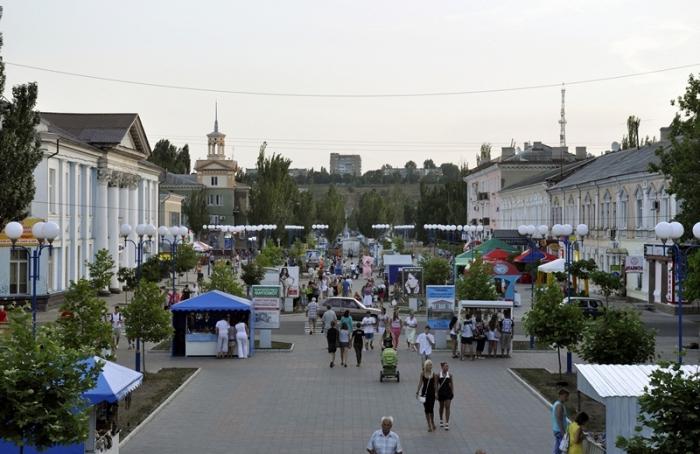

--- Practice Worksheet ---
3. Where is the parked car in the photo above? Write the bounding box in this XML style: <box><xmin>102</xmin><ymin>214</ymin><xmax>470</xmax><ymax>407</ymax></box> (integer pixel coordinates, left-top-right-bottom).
<box><xmin>562</xmin><ymin>296</ymin><xmax>605</xmax><ymax>318</ymax></box>
<box><xmin>316</xmin><ymin>297</ymin><xmax>381</xmax><ymax>321</ymax></box>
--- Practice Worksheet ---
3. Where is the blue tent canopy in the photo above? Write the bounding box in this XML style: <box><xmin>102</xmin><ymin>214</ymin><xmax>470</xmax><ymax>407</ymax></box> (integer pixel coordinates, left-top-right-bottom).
<box><xmin>83</xmin><ymin>356</ymin><xmax>143</xmax><ymax>405</ymax></box>
<box><xmin>171</xmin><ymin>290</ymin><xmax>252</xmax><ymax>312</ymax></box>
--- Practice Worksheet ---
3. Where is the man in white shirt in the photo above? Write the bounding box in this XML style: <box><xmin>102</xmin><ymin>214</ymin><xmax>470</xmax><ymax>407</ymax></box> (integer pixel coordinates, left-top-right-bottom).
<box><xmin>361</xmin><ymin>311</ymin><xmax>377</xmax><ymax>351</ymax></box>
<box><xmin>416</xmin><ymin>325</ymin><xmax>436</xmax><ymax>364</ymax></box>
<box><xmin>109</xmin><ymin>306</ymin><xmax>124</xmax><ymax>349</ymax></box>
<box><xmin>367</xmin><ymin>416</ymin><xmax>403</xmax><ymax>454</ymax></box>
<box><xmin>215</xmin><ymin>317</ymin><xmax>230</xmax><ymax>359</ymax></box>
<box><xmin>321</xmin><ymin>305</ymin><xmax>337</xmax><ymax>334</ymax></box>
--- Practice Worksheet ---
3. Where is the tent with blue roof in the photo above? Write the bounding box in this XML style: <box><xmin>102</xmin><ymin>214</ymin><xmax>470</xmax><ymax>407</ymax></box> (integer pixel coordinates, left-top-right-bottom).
<box><xmin>171</xmin><ymin>290</ymin><xmax>255</xmax><ymax>357</ymax></box>
<box><xmin>83</xmin><ymin>356</ymin><xmax>143</xmax><ymax>405</ymax></box>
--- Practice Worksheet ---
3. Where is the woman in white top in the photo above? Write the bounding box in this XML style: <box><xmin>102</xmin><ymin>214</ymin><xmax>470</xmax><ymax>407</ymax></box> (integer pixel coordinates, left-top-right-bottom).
<box><xmin>404</xmin><ymin>310</ymin><xmax>418</xmax><ymax>352</ymax></box>
<box><xmin>235</xmin><ymin>319</ymin><xmax>249</xmax><ymax>358</ymax></box>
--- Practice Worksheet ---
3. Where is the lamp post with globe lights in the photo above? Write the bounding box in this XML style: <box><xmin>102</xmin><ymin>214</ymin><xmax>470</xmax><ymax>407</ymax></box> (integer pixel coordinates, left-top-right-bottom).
<box><xmin>120</xmin><ymin>223</ymin><xmax>157</xmax><ymax>280</ymax></box>
<box><xmin>4</xmin><ymin>220</ymin><xmax>61</xmax><ymax>337</ymax></box>
<box><xmin>518</xmin><ymin>224</ymin><xmax>549</xmax><ymax>349</ymax></box>
<box><xmin>159</xmin><ymin>225</ymin><xmax>189</xmax><ymax>297</ymax></box>
<box><xmin>654</xmin><ymin>220</ymin><xmax>700</xmax><ymax>364</ymax></box>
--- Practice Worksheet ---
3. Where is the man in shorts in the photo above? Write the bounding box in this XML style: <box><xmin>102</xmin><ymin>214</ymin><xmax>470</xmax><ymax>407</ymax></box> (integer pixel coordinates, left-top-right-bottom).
<box><xmin>306</xmin><ymin>297</ymin><xmax>319</xmax><ymax>335</ymax></box>
<box><xmin>499</xmin><ymin>310</ymin><xmax>515</xmax><ymax>357</ymax></box>
<box><xmin>109</xmin><ymin>306</ymin><xmax>124</xmax><ymax>349</ymax></box>
<box><xmin>361</xmin><ymin>311</ymin><xmax>377</xmax><ymax>351</ymax></box>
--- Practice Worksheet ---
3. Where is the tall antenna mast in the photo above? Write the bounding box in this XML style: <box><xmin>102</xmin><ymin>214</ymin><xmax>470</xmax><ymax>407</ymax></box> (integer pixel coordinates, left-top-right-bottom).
<box><xmin>559</xmin><ymin>83</ymin><xmax>566</xmax><ymax>147</ymax></box>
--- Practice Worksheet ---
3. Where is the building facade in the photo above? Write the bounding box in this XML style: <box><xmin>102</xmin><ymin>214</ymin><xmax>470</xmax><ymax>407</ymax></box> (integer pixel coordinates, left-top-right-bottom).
<box><xmin>0</xmin><ymin>113</ymin><xmax>160</xmax><ymax>304</ymax></box>
<box><xmin>330</xmin><ymin>153</ymin><xmax>361</xmax><ymax>176</ymax></box>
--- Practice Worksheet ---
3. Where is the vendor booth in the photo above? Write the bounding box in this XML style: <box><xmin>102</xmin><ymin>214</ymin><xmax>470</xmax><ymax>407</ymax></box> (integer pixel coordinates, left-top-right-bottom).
<box><xmin>0</xmin><ymin>357</ymin><xmax>143</xmax><ymax>454</ymax></box>
<box><xmin>171</xmin><ymin>290</ymin><xmax>255</xmax><ymax>357</ymax></box>
<box><xmin>454</xmin><ymin>238</ymin><xmax>518</xmax><ymax>275</ymax></box>
<box><xmin>576</xmin><ymin>364</ymin><xmax>700</xmax><ymax>454</ymax></box>
<box><xmin>488</xmin><ymin>260</ymin><xmax>521</xmax><ymax>301</ymax></box>
<box><xmin>458</xmin><ymin>300</ymin><xmax>514</xmax><ymax>352</ymax></box>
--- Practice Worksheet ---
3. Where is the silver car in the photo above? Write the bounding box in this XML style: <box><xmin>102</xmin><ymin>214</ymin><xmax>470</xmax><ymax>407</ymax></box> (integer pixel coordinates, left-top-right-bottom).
<box><xmin>316</xmin><ymin>297</ymin><xmax>381</xmax><ymax>322</ymax></box>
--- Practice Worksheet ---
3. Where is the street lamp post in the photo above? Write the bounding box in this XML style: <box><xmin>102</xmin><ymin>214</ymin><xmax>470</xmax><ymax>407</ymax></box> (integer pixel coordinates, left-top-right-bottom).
<box><xmin>654</xmin><ymin>220</ymin><xmax>700</xmax><ymax>364</ymax></box>
<box><xmin>159</xmin><ymin>225</ymin><xmax>189</xmax><ymax>298</ymax></box>
<box><xmin>552</xmin><ymin>222</ymin><xmax>588</xmax><ymax>374</ymax></box>
<box><xmin>518</xmin><ymin>224</ymin><xmax>549</xmax><ymax>349</ymax></box>
<box><xmin>4</xmin><ymin>221</ymin><xmax>60</xmax><ymax>337</ymax></box>
<box><xmin>120</xmin><ymin>222</ymin><xmax>156</xmax><ymax>372</ymax></box>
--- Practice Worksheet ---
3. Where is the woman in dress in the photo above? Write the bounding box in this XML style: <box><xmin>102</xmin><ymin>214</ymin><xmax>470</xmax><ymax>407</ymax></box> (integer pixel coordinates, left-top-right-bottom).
<box><xmin>362</xmin><ymin>282</ymin><xmax>374</xmax><ymax>308</ymax></box>
<box><xmin>389</xmin><ymin>310</ymin><xmax>402</xmax><ymax>348</ymax></box>
<box><xmin>437</xmin><ymin>362</ymin><xmax>454</xmax><ymax>430</ymax></box>
<box><xmin>415</xmin><ymin>359</ymin><xmax>438</xmax><ymax>432</ymax></box>
<box><xmin>566</xmin><ymin>412</ymin><xmax>590</xmax><ymax>454</ymax></box>
<box><xmin>404</xmin><ymin>310</ymin><xmax>418</xmax><ymax>352</ymax></box>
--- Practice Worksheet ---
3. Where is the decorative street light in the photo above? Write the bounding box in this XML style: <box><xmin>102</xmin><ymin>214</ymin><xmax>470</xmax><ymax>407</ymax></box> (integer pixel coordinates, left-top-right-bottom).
<box><xmin>4</xmin><ymin>220</ymin><xmax>60</xmax><ymax>337</ymax></box>
<box><xmin>159</xmin><ymin>225</ymin><xmax>189</xmax><ymax>298</ymax></box>
<box><xmin>120</xmin><ymin>222</ymin><xmax>156</xmax><ymax>372</ymax></box>
<box><xmin>654</xmin><ymin>220</ymin><xmax>700</xmax><ymax>364</ymax></box>
<box><xmin>518</xmin><ymin>224</ymin><xmax>549</xmax><ymax>349</ymax></box>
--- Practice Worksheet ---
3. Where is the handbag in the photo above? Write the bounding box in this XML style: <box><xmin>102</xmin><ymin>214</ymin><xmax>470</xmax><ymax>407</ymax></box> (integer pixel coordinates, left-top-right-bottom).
<box><xmin>416</xmin><ymin>395</ymin><xmax>426</xmax><ymax>404</ymax></box>
<box><xmin>559</xmin><ymin>433</ymin><xmax>569</xmax><ymax>452</ymax></box>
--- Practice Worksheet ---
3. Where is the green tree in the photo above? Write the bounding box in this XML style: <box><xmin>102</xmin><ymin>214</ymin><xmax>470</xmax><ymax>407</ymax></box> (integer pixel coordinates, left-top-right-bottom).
<box><xmin>117</xmin><ymin>266</ymin><xmax>138</xmax><ymax>304</ymax></box>
<box><xmin>248</xmin><ymin>146</ymin><xmax>299</xmax><ymax>233</ymax></box>
<box><xmin>405</xmin><ymin>160</ymin><xmax>417</xmax><ymax>170</ymax></box>
<box><xmin>181</xmin><ymin>188</ymin><xmax>208</xmax><ymax>238</ymax></box>
<box><xmin>651</xmin><ymin>73</ymin><xmax>700</xmax><ymax>231</ymax></box>
<box><xmin>256</xmin><ymin>242</ymin><xmax>284</xmax><ymax>268</ymax></box>
<box><xmin>147</xmin><ymin>139</ymin><xmax>191</xmax><ymax>173</ymax></box>
<box><xmin>421</xmin><ymin>256</ymin><xmax>451</xmax><ymax>285</ymax></box>
<box><xmin>456</xmin><ymin>254</ymin><xmax>498</xmax><ymax>300</ymax></box>
<box><xmin>569</xmin><ymin>258</ymin><xmax>597</xmax><ymax>294</ymax></box>
<box><xmin>617</xmin><ymin>363</ymin><xmax>700</xmax><ymax>453</ymax></box>
<box><xmin>0</xmin><ymin>8</ymin><xmax>43</xmax><ymax>230</ymax></box>
<box><xmin>0</xmin><ymin>309</ymin><xmax>102</xmax><ymax>454</ymax></box>
<box><xmin>203</xmin><ymin>262</ymin><xmax>245</xmax><ymax>296</ymax></box>
<box><xmin>576</xmin><ymin>308</ymin><xmax>655</xmax><ymax>364</ymax></box>
<box><xmin>590</xmin><ymin>270</ymin><xmax>623</xmax><ymax>304</ymax></box>
<box><xmin>624</xmin><ymin>115</ymin><xmax>641</xmax><ymax>149</ymax></box>
<box><xmin>356</xmin><ymin>189</ymin><xmax>386</xmax><ymax>236</ymax></box>
<box><xmin>86</xmin><ymin>249</ymin><xmax>115</xmax><ymax>294</ymax></box>
<box><xmin>174</xmin><ymin>243</ymin><xmax>198</xmax><ymax>274</ymax></box>
<box><xmin>121</xmin><ymin>281</ymin><xmax>172</xmax><ymax>372</ymax></box>
<box><xmin>317</xmin><ymin>185</ymin><xmax>345</xmax><ymax>241</ymax></box>
<box><xmin>684</xmin><ymin>251</ymin><xmax>700</xmax><ymax>303</ymax></box>
<box><xmin>423</xmin><ymin>159</ymin><xmax>436</xmax><ymax>169</ymax></box>
<box><xmin>241</xmin><ymin>261</ymin><xmax>265</xmax><ymax>287</ymax></box>
<box><xmin>294</xmin><ymin>190</ymin><xmax>316</xmax><ymax>232</ymax></box>
<box><xmin>55</xmin><ymin>279</ymin><xmax>113</xmax><ymax>356</ymax></box>
<box><xmin>140</xmin><ymin>255</ymin><xmax>169</xmax><ymax>283</ymax></box>
<box><xmin>522</xmin><ymin>283</ymin><xmax>584</xmax><ymax>378</ymax></box>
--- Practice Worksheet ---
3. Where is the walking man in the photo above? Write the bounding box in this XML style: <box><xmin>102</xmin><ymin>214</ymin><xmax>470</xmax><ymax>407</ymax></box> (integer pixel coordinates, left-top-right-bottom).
<box><xmin>367</xmin><ymin>416</ymin><xmax>403</xmax><ymax>454</ymax></box>
<box><xmin>307</xmin><ymin>297</ymin><xmax>319</xmax><ymax>335</ymax></box>
<box><xmin>351</xmin><ymin>322</ymin><xmax>365</xmax><ymax>366</ymax></box>
<box><xmin>321</xmin><ymin>304</ymin><xmax>337</xmax><ymax>334</ymax></box>
<box><xmin>361</xmin><ymin>311</ymin><xmax>377</xmax><ymax>350</ymax></box>
<box><xmin>499</xmin><ymin>309</ymin><xmax>514</xmax><ymax>357</ymax></box>
<box><xmin>109</xmin><ymin>306</ymin><xmax>124</xmax><ymax>349</ymax></box>
<box><xmin>552</xmin><ymin>389</ymin><xmax>570</xmax><ymax>454</ymax></box>
<box><xmin>416</xmin><ymin>325</ymin><xmax>436</xmax><ymax>364</ymax></box>
<box><xmin>326</xmin><ymin>320</ymin><xmax>339</xmax><ymax>368</ymax></box>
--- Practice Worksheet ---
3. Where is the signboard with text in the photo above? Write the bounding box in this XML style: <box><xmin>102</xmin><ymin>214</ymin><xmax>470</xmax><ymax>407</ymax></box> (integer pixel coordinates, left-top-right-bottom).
<box><xmin>426</xmin><ymin>285</ymin><xmax>455</xmax><ymax>330</ymax></box>
<box><xmin>251</xmin><ymin>285</ymin><xmax>281</xmax><ymax>328</ymax></box>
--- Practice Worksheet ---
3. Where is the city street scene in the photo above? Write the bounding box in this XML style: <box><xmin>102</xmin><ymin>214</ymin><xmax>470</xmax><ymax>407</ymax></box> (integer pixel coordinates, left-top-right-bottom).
<box><xmin>1</xmin><ymin>2</ymin><xmax>700</xmax><ymax>453</ymax></box>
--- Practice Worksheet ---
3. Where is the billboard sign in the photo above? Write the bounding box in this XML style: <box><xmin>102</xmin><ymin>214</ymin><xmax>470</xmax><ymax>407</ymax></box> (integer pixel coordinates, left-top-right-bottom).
<box><xmin>401</xmin><ymin>267</ymin><xmax>423</xmax><ymax>296</ymax></box>
<box><xmin>426</xmin><ymin>285</ymin><xmax>455</xmax><ymax>330</ymax></box>
<box><xmin>251</xmin><ymin>285</ymin><xmax>281</xmax><ymax>328</ymax></box>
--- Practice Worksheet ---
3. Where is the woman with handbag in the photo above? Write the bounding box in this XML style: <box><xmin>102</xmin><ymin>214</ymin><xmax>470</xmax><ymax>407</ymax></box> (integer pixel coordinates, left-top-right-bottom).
<box><xmin>437</xmin><ymin>362</ymin><xmax>454</xmax><ymax>431</ymax></box>
<box><xmin>415</xmin><ymin>359</ymin><xmax>438</xmax><ymax>432</ymax></box>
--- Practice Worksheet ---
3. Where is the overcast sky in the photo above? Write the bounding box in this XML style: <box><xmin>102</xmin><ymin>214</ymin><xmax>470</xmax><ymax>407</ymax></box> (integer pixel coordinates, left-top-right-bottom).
<box><xmin>3</xmin><ymin>1</ymin><xmax>699</xmax><ymax>171</ymax></box>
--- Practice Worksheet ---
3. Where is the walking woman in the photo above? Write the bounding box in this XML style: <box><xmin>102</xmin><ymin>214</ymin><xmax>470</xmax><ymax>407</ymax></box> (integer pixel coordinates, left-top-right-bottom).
<box><xmin>340</xmin><ymin>310</ymin><xmax>354</xmax><ymax>343</ymax></box>
<box><xmin>389</xmin><ymin>310</ymin><xmax>402</xmax><ymax>348</ymax></box>
<box><xmin>437</xmin><ymin>362</ymin><xmax>454</xmax><ymax>431</ymax></box>
<box><xmin>351</xmin><ymin>322</ymin><xmax>364</xmax><ymax>366</ymax></box>
<box><xmin>416</xmin><ymin>359</ymin><xmax>438</xmax><ymax>432</ymax></box>
<box><xmin>448</xmin><ymin>315</ymin><xmax>460</xmax><ymax>359</ymax></box>
<box><xmin>404</xmin><ymin>310</ymin><xmax>418</xmax><ymax>352</ymax></box>
<box><xmin>338</xmin><ymin>322</ymin><xmax>350</xmax><ymax>367</ymax></box>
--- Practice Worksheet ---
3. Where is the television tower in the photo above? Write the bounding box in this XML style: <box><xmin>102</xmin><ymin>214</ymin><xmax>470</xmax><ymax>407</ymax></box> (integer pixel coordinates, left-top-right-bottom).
<box><xmin>559</xmin><ymin>83</ymin><xmax>567</xmax><ymax>147</ymax></box>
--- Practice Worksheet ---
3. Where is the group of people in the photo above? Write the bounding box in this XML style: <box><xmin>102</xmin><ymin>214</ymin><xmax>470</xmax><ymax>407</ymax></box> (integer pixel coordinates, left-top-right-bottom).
<box><xmin>448</xmin><ymin>310</ymin><xmax>515</xmax><ymax>360</ymax></box>
<box><xmin>214</xmin><ymin>315</ymin><xmax>250</xmax><ymax>359</ymax></box>
<box><xmin>162</xmin><ymin>283</ymin><xmax>200</xmax><ymax>309</ymax></box>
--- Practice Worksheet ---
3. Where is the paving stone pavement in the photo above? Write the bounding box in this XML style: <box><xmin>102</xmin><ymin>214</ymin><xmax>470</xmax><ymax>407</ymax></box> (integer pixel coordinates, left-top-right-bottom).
<box><xmin>121</xmin><ymin>330</ymin><xmax>563</xmax><ymax>454</ymax></box>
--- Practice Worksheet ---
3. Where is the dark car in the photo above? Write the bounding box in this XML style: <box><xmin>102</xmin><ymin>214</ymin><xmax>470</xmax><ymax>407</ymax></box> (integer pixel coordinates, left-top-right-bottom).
<box><xmin>562</xmin><ymin>297</ymin><xmax>605</xmax><ymax>318</ymax></box>
<box><xmin>316</xmin><ymin>297</ymin><xmax>381</xmax><ymax>321</ymax></box>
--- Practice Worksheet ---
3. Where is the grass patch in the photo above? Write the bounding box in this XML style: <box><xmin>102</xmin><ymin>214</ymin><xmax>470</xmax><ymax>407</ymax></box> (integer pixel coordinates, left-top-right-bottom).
<box><xmin>512</xmin><ymin>340</ymin><xmax>553</xmax><ymax>351</ymax></box>
<box><xmin>118</xmin><ymin>368</ymin><xmax>196</xmax><ymax>438</ymax></box>
<box><xmin>151</xmin><ymin>338</ymin><xmax>172</xmax><ymax>351</ymax></box>
<box><xmin>512</xmin><ymin>368</ymin><xmax>605</xmax><ymax>432</ymax></box>
<box><xmin>254</xmin><ymin>340</ymin><xmax>293</xmax><ymax>350</ymax></box>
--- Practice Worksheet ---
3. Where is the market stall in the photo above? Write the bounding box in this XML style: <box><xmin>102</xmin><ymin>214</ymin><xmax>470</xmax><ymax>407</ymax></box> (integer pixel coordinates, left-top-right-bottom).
<box><xmin>0</xmin><ymin>357</ymin><xmax>143</xmax><ymax>454</ymax></box>
<box><xmin>171</xmin><ymin>290</ymin><xmax>255</xmax><ymax>357</ymax></box>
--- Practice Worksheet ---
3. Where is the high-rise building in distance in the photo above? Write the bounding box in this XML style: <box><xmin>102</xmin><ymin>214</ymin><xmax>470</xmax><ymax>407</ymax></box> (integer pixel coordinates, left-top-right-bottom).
<box><xmin>329</xmin><ymin>153</ymin><xmax>362</xmax><ymax>176</ymax></box>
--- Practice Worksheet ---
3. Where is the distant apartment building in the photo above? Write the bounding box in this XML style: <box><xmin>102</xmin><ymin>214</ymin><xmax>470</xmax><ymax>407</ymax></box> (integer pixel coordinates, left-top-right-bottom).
<box><xmin>330</xmin><ymin>153</ymin><xmax>362</xmax><ymax>176</ymax></box>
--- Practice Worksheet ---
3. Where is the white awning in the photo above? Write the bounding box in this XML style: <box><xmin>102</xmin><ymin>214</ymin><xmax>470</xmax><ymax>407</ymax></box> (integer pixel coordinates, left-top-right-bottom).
<box><xmin>537</xmin><ymin>258</ymin><xmax>565</xmax><ymax>273</ymax></box>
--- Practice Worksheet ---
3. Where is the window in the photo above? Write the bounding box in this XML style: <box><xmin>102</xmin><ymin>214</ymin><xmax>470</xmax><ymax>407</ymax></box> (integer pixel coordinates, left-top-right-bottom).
<box><xmin>635</xmin><ymin>188</ymin><xmax>644</xmax><ymax>228</ymax></box>
<box><xmin>619</xmin><ymin>190</ymin><xmax>628</xmax><ymax>230</ymax></box>
<box><xmin>211</xmin><ymin>176</ymin><xmax>218</xmax><ymax>186</ymax></box>
<box><xmin>170</xmin><ymin>212</ymin><xmax>180</xmax><ymax>226</ymax></box>
<box><xmin>77</xmin><ymin>245</ymin><xmax>82</xmax><ymax>279</ymax></box>
<box><xmin>602</xmin><ymin>192</ymin><xmax>611</xmax><ymax>228</ymax></box>
<box><xmin>9</xmin><ymin>249</ymin><xmax>28</xmax><ymax>294</ymax></box>
<box><xmin>49</xmin><ymin>168</ymin><xmax>57</xmax><ymax>214</ymax></box>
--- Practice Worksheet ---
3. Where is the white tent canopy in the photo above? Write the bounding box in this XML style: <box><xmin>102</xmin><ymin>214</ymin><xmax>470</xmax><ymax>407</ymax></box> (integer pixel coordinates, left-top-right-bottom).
<box><xmin>537</xmin><ymin>258</ymin><xmax>565</xmax><ymax>273</ymax></box>
<box><xmin>576</xmin><ymin>364</ymin><xmax>700</xmax><ymax>454</ymax></box>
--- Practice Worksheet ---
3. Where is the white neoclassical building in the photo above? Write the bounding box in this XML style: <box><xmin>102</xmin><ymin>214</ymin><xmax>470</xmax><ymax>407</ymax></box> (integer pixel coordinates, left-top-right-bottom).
<box><xmin>0</xmin><ymin>113</ymin><xmax>161</xmax><ymax>307</ymax></box>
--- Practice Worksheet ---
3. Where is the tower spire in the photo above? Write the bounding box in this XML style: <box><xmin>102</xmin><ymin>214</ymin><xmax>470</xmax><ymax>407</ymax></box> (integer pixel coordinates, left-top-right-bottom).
<box><xmin>214</xmin><ymin>102</ymin><xmax>219</xmax><ymax>133</ymax></box>
<box><xmin>559</xmin><ymin>84</ymin><xmax>566</xmax><ymax>147</ymax></box>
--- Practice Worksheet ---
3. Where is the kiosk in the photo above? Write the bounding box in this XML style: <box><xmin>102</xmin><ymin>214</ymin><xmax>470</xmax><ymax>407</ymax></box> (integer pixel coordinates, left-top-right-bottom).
<box><xmin>171</xmin><ymin>290</ymin><xmax>255</xmax><ymax>357</ymax></box>
<box><xmin>458</xmin><ymin>300</ymin><xmax>514</xmax><ymax>352</ymax></box>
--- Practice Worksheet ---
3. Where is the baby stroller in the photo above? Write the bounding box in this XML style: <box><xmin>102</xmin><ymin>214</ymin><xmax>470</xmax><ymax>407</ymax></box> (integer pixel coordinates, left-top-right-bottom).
<box><xmin>379</xmin><ymin>336</ymin><xmax>399</xmax><ymax>382</ymax></box>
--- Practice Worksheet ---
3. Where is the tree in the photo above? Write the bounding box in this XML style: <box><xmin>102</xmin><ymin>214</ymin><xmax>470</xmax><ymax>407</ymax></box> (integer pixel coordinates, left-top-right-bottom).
<box><xmin>174</xmin><ymin>243</ymin><xmax>198</xmax><ymax>274</ymax></box>
<box><xmin>181</xmin><ymin>188</ymin><xmax>208</xmax><ymax>238</ymax></box>
<box><xmin>241</xmin><ymin>261</ymin><xmax>265</xmax><ymax>287</ymax></box>
<box><xmin>294</xmin><ymin>190</ymin><xmax>316</xmax><ymax>232</ymax></box>
<box><xmin>356</xmin><ymin>190</ymin><xmax>386</xmax><ymax>236</ymax></box>
<box><xmin>439</xmin><ymin>163</ymin><xmax>461</xmax><ymax>182</ymax></box>
<box><xmin>405</xmin><ymin>160</ymin><xmax>417</xmax><ymax>170</ymax></box>
<box><xmin>117</xmin><ymin>266</ymin><xmax>138</xmax><ymax>304</ymax></box>
<box><xmin>317</xmin><ymin>185</ymin><xmax>345</xmax><ymax>241</ymax></box>
<box><xmin>617</xmin><ymin>363</ymin><xmax>700</xmax><ymax>453</ymax></box>
<box><xmin>569</xmin><ymin>258</ymin><xmax>597</xmax><ymax>295</ymax></box>
<box><xmin>684</xmin><ymin>251</ymin><xmax>700</xmax><ymax>303</ymax></box>
<box><xmin>0</xmin><ymin>8</ymin><xmax>43</xmax><ymax>230</ymax></box>
<box><xmin>522</xmin><ymin>283</ymin><xmax>584</xmax><ymax>378</ymax></box>
<box><xmin>248</xmin><ymin>147</ymin><xmax>299</xmax><ymax>232</ymax></box>
<box><xmin>147</xmin><ymin>139</ymin><xmax>190</xmax><ymax>174</ymax></box>
<box><xmin>590</xmin><ymin>270</ymin><xmax>623</xmax><ymax>304</ymax></box>
<box><xmin>0</xmin><ymin>309</ymin><xmax>101</xmax><ymax>454</ymax></box>
<box><xmin>203</xmin><ymin>262</ymin><xmax>245</xmax><ymax>296</ymax></box>
<box><xmin>477</xmin><ymin>143</ymin><xmax>492</xmax><ymax>165</ymax></box>
<box><xmin>421</xmin><ymin>256</ymin><xmax>451</xmax><ymax>285</ymax></box>
<box><xmin>423</xmin><ymin>159</ymin><xmax>436</xmax><ymax>169</ymax></box>
<box><xmin>121</xmin><ymin>281</ymin><xmax>172</xmax><ymax>372</ymax></box>
<box><xmin>55</xmin><ymin>279</ymin><xmax>113</xmax><ymax>356</ymax></box>
<box><xmin>651</xmin><ymin>73</ymin><xmax>700</xmax><ymax>231</ymax></box>
<box><xmin>576</xmin><ymin>308</ymin><xmax>655</xmax><ymax>365</ymax></box>
<box><xmin>626</xmin><ymin>115</ymin><xmax>641</xmax><ymax>149</ymax></box>
<box><xmin>456</xmin><ymin>254</ymin><xmax>498</xmax><ymax>300</ymax></box>
<box><xmin>140</xmin><ymin>255</ymin><xmax>169</xmax><ymax>283</ymax></box>
<box><xmin>86</xmin><ymin>249</ymin><xmax>115</xmax><ymax>294</ymax></box>
<box><xmin>256</xmin><ymin>242</ymin><xmax>284</xmax><ymax>268</ymax></box>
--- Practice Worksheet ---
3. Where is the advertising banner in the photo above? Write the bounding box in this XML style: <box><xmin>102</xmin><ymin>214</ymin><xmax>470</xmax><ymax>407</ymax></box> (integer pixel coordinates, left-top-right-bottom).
<box><xmin>426</xmin><ymin>285</ymin><xmax>456</xmax><ymax>330</ymax></box>
<box><xmin>278</xmin><ymin>266</ymin><xmax>300</xmax><ymax>298</ymax></box>
<box><xmin>624</xmin><ymin>256</ymin><xmax>644</xmax><ymax>273</ymax></box>
<box><xmin>251</xmin><ymin>285</ymin><xmax>281</xmax><ymax>328</ymax></box>
<box><xmin>401</xmin><ymin>266</ymin><xmax>424</xmax><ymax>296</ymax></box>
<box><xmin>254</xmin><ymin>310</ymin><xmax>280</xmax><ymax>329</ymax></box>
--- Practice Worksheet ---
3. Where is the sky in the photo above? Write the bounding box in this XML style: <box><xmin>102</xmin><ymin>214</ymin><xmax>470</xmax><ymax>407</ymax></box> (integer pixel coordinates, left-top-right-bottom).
<box><xmin>3</xmin><ymin>0</ymin><xmax>700</xmax><ymax>172</ymax></box>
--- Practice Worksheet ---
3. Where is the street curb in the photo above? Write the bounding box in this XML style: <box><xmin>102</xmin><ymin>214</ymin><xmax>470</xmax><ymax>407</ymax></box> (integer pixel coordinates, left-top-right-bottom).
<box><xmin>507</xmin><ymin>368</ymin><xmax>552</xmax><ymax>410</ymax></box>
<box><xmin>120</xmin><ymin>367</ymin><xmax>201</xmax><ymax>448</ymax></box>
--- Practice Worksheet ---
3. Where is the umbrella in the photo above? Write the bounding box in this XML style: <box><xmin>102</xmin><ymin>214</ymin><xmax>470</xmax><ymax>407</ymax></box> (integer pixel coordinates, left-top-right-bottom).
<box><xmin>483</xmin><ymin>248</ymin><xmax>511</xmax><ymax>261</ymax></box>
<box><xmin>514</xmin><ymin>248</ymin><xmax>557</xmax><ymax>264</ymax></box>
<box><xmin>537</xmin><ymin>258</ymin><xmax>565</xmax><ymax>273</ymax></box>
<box><xmin>192</xmin><ymin>241</ymin><xmax>212</xmax><ymax>252</ymax></box>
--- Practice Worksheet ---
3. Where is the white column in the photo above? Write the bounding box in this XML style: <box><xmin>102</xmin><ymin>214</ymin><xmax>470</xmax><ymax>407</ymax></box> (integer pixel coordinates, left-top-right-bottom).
<box><xmin>108</xmin><ymin>182</ymin><xmax>120</xmax><ymax>290</ymax></box>
<box><xmin>151</xmin><ymin>179</ymin><xmax>159</xmax><ymax>228</ymax></box>
<box><xmin>119</xmin><ymin>184</ymin><xmax>130</xmax><ymax>268</ymax></box>
<box><xmin>95</xmin><ymin>169</ymin><xmax>109</xmax><ymax>255</ymax></box>
<box><xmin>128</xmin><ymin>180</ymin><xmax>138</xmax><ymax>267</ymax></box>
